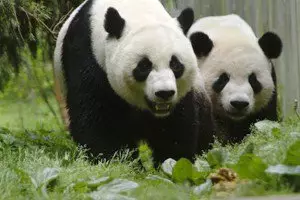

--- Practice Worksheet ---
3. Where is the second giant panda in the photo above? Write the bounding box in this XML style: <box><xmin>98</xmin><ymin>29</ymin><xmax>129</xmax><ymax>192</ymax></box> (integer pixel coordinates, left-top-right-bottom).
<box><xmin>187</xmin><ymin>14</ymin><xmax>282</xmax><ymax>143</ymax></box>
<box><xmin>54</xmin><ymin>0</ymin><xmax>215</xmax><ymax>164</ymax></box>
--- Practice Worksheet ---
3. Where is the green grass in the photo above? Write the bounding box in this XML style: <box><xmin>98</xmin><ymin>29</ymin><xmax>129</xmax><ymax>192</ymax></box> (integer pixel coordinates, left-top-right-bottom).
<box><xmin>0</xmin><ymin>97</ymin><xmax>63</xmax><ymax>131</ymax></box>
<box><xmin>1</xmin><ymin>98</ymin><xmax>300</xmax><ymax>200</ymax></box>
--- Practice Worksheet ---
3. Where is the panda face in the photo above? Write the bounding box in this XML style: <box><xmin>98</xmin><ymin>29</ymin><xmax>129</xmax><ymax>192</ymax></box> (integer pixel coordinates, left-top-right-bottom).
<box><xmin>133</xmin><ymin>55</ymin><xmax>185</xmax><ymax>117</ymax></box>
<box><xmin>106</xmin><ymin>25</ymin><xmax>197</xmax><ymax>117</ymax></box>
<box><xmin>187</xmin><ymin>15</ymin><xmax>282</xmax><ymax>121</ymax></box>
<box><xmin>202</xmin><ymin>46</ymin><xmax>274</xmax><ymax>120</ymax></box>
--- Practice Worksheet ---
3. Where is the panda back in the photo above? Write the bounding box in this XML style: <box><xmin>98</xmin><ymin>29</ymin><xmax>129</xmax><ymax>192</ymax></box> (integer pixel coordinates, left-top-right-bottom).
<box><xmin>53</xmin><ymin>0</ymin><xmax>89</xmax><ymax>98</ymax></box>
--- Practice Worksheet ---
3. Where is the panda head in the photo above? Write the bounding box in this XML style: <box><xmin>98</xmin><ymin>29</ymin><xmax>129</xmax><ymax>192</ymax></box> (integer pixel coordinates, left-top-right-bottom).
<box><xmin>189</xmin><ymin>31</ymin><xmax>282</xmax><ymax>120</ymax></box>
<box><xmin>103</xmin><ymin>7</ymin><xmax>197</xmax><ymax>117</ymax></box>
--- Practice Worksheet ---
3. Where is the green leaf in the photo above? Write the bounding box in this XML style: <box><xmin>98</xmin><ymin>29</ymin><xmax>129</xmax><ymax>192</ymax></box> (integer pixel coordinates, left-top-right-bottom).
<box><xmin>36</xmin><ymin>168</ymin><xmax>60</xmax><ymax>186</ymax></box>
<box><xmin>69</xmin><ymin>177</ymin><xmax>111</xmax><ymax>193</ymax></box>
<box><xmin>266</xmin><ymin>164</ymin><xmax>300</xmax><ymax>175</ymax></box>
<box><xmin>206</xmin><ymin>149</ymin><xmax>227</xmax><ymax>168</ymax></box>
<box><xmin>192</xmin><ymin>160</ymin><xmax>211</xmax><ymax>184</ymax></box>
<box><xmin>90</xmin><ymin>179</ymin><xmax>139</xmax><ymax>200</ymax></box>
<box><xmin>97</xmin><ymin>179</ymin><xmax>139</xmax><ymax>193</ymax></box>
<box><xmin>191</xmin><ymin>168</ymin><xmax>209</xmax><ymax>185</ymax></box>
<box><xmin>146</xmin><ymin>175</ymin><xmax>173</xmax><ymax>184</ymax></box>
<box><xmin>266</xmin><ymin>165</ymin><xmax>300</xmax><ymax>191</ymax></box>
<box><xmin>164</xmin><ymin>158</ymin><xmax>208</xmax><ymax>185</ymax></box>
<box><xmin>161</xmin><ymin>158</ymin><xmax>176</xmax><ymax>176</ymax></box>
<box><xmin>172</xmin><ymin>158</ymin><xmax>193</xmax><ymax>183</ymax></box>
<box><xmin>138</xmin><ymin>141</ymin><xmax>154</xmax><ymax>172</ymax></box>
<box><xmin>241</xmin><ymin>142</ymin><xmax>255</xmax><ymax>155</ymax></box>
<box><xmin>193</xmin><ymin>179</ymin><xmax>212</xmax><ymax>196</ymax></box>
<box><xmin>73</xmin><ymin>182</ymin><xmax>90</xmax><ymax>193</ymax></box>
<box><xmin>233</xmin><ymin>154</ymin><xmax>267</xmax><ymax>180</ymax></box>
<box><xmin>194</xmin><ymin>160</ymin><xmax>211</xmax><ymax>172</ymax></box>
<box><xmin>35</xmin><ymin>168</ymin><xmax>60</xmax><ymax>197</ymax></box>
<box><xmin>272</xmin><ymin>127</ymin><xmax>282</xmax><ymax>138</ymax></box>
<box><xmin>284</xmin><ymin>140</ymin><xmax>300</xmax><ymax>166</ymax></box>
<box><xmin>87</xmin><ymin>177</ymin><xmax>111</xmax><ymax>189</ymax></box>
<box><xmin>90</xmin><ymin>193</ymin><xmax>136</xmax><ymax>200</ymax></box>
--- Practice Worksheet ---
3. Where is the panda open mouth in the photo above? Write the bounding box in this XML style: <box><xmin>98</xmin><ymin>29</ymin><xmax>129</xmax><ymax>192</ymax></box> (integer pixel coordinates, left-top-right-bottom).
<box><xmin>145</xmin><ymin>97</ymin><xmax>173</xmax><ymax>117</ymax></box>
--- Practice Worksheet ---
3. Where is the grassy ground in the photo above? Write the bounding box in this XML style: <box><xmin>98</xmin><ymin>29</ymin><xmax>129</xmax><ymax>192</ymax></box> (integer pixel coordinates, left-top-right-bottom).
<box><xmin>0</xmin><ymin>97</ymin><xmax>300</xmax><ymax>200</ymax></box>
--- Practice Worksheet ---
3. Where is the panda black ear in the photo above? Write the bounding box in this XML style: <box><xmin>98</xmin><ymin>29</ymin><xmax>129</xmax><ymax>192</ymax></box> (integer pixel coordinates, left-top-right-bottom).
<box><xmin>258</xmin><ymin>32</ymin><xmax>282</xmax><ymax>59</ymax></box>
<box><xmin>177</xmin><ymin>8</ymin><xmax>194</xmax><ymax>35</ymax></box>
<box><xmin>104</xmin><ymin>7</ymin><xmax>125</xmax><ymax>39</ymax></box>
<box><xmin>189</xmin><ymin>32</ymin><xmax>213</xmax><ymax>58</ymax></box>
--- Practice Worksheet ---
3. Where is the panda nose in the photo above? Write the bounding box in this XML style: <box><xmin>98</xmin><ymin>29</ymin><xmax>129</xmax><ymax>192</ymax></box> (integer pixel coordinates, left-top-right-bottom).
<box><xmin>155</xmin><ymin>90</ymin><xmax>175</xmax><ymax>100</ymax></box>
<box><xmin>230</xmin><ymin>100</ymin><xmax>249</xmax><ymax>110</ymax></box>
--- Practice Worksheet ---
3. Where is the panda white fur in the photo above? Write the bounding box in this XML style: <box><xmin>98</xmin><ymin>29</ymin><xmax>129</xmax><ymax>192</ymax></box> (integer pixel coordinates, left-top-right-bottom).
<box><xmin>54</xmin><ymin>0</ymin><xmax>214</xmax><ymax>164</ymax></box>
<box><xmin>187</xmin><ymin>14</ymin><xmax>282</xmax><ymax>143</ymax></box>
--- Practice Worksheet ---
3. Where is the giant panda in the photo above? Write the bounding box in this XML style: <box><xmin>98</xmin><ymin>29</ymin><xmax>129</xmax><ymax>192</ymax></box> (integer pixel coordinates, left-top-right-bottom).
<box><xmin>53</xmin><ymin>0</ymin><xmax>215</xmax><ymax>164</ymax></box>
<box><xmin>187</xmin><ymin>14</ymin><xmax>282</xmax><ymax>143</ymax></box>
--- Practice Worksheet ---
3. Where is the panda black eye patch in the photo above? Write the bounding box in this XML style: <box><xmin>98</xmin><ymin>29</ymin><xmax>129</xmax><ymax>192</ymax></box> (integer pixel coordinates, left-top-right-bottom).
<box><xmin>249</xmin><ymin>73</ymin><xmax>262</xmax><ymax>94</ymax></box>
<box><xmin>213</xmin><ymin>73</ymin><xmax>229</xmax><ymax>93</ymax></box>
<box><xmin>170</xmin><ymin>55</ymin><xmax>185</xmax><ymax>79</ymax></box>
<box><xmin>133</xmin><ymin>57</ymin><xmax>153</xmax><ymax>82</ymax></box>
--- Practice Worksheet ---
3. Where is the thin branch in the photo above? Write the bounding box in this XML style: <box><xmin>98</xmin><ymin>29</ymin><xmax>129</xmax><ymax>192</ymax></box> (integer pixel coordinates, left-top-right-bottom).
<box><xmin>52</xmin><ymin>8</ymin><xmax>74</xmax><ymax>33</ymax></box>
<box><xmin>10</xmin><ymin>2</ymin><xmax>25</xmax><ymax>42</ymax></box>
<box><xmin>24</xmin><ymin>55</ymin><xmax>64</xmax><ymax>130</ymax></box>
<box><xmin>21</xmin><ymin>5</ymin><xmax>33</xmax><ymax>35</ymax></box>
<box><xmin>19</xmin><ymin>6</ymin><xmax>57</xmax><ymax>39</ymax></box>
<box><xmin>294</xmin><ymin>99</ymin><xmax>300</xmax><ymax>120</ymax></box>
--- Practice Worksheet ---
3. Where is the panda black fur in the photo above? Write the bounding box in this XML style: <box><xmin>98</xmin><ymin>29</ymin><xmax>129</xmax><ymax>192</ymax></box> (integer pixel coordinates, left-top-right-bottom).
<box><xmin>54</xmin><ymin>0</ymin><xmax>215</xmax><ymax>164</ymax></box>
<box><xmin>187</xmin><ymin>14</ymin><xmax>282</xmax><ymax>143</ymax></box>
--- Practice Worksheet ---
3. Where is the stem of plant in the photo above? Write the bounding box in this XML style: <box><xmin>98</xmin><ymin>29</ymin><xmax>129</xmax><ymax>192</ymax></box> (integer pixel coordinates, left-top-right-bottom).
<box><xmin>294</xmin><ymin>99</ymin><xmax>300</xmax><ymax>120</ymax></box>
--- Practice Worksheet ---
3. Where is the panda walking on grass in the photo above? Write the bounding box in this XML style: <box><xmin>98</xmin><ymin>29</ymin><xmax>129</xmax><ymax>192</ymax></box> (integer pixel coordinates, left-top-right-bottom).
<box><xmin>54</xmin><ymin>0</ymin><xmax>215</xmax><ymax>165</ymax></box>
<box><xmin>187</xmin><ymin>14</ymin><xmax>283</xmax><ymax>143</ymax></box>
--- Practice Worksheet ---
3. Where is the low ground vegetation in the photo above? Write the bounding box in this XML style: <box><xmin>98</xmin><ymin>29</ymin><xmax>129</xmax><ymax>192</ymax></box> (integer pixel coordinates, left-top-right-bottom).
<box><xmin>1</xmin><ymin>96</ymin><xmax>300</xmax><ymax>200</ymax></box>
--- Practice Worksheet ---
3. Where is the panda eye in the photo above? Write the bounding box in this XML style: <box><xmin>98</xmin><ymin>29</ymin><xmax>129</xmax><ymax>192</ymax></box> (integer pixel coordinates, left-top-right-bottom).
<box><xmin>170</xmin><ymin>55</ymin><xmax>185</xmax><ymax>79</ymax></box>
<box><xmin>249</xmin><ymin>73</ymin><xmax>262</xmax><ymax>94</ymax></box>
<box><xmin>133</xmin><ymin>57</ymin><xmax>153</xmax><ymax>82</ymax></box>
<box><xmin>213</xmin><ymin>73</ymin><xmax>229</xmax><ymax>93</ymax></box>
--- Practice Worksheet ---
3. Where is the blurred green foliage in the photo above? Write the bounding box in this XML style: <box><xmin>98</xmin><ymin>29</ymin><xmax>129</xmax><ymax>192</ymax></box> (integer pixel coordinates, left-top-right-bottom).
<box><xmin>0</xmin><ymin>0</ymin><xmax>83</xmax><ymax>89</ymax></box>
<box><xmin>0</xmin><ymin>44</ymin><xmax>64</xmax><ymax>130</ymax></box>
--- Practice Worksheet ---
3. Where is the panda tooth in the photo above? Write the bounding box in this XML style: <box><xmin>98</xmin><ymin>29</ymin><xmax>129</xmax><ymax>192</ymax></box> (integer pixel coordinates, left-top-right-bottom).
<box><xmin>155</xmin><ymin>105</ymin><xmax>161</xmax><ymax>110</ymax></box>
<box><xmin>155</xmin><ymin>104</ymin><xmax>171</xmax><ymax>111</ymax></box>
<box><xmin>155</xmin><ymin>105</ymin><xmax>163</xmax><ymax>111</ymax></box>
